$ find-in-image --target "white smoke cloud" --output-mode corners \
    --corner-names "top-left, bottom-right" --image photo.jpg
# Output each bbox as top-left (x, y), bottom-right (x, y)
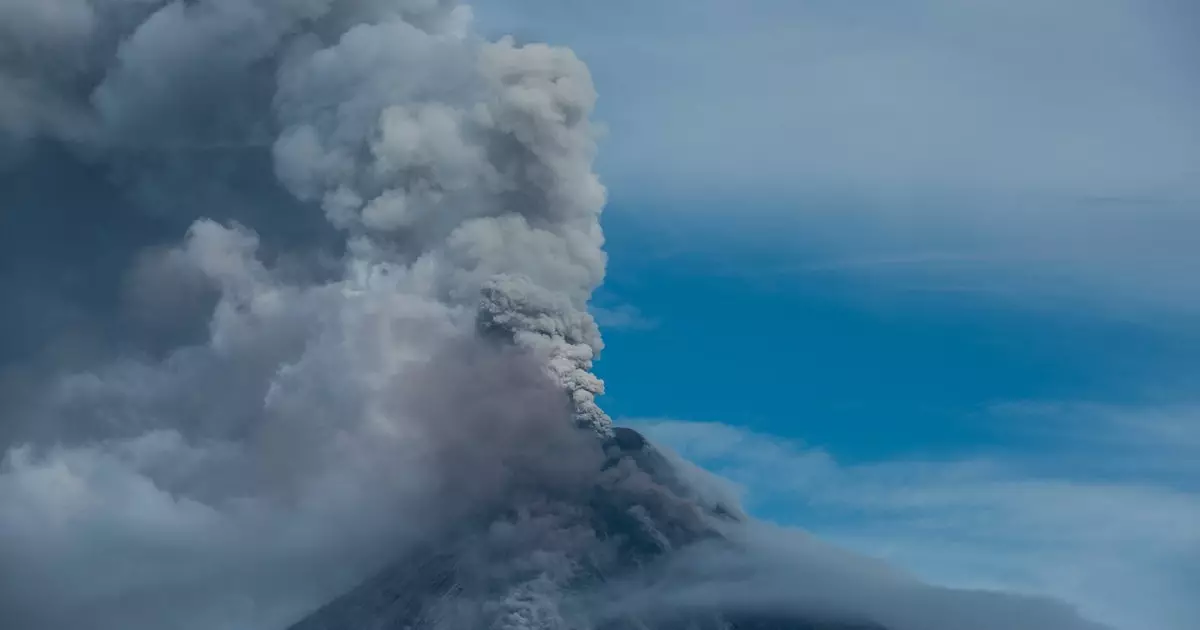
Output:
top-left (1, 1), bottom-right (608, 627)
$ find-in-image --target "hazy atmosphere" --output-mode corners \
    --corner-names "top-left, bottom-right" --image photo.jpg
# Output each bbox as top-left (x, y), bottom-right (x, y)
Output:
top-left (1, 1), bottom-right (1196, 629)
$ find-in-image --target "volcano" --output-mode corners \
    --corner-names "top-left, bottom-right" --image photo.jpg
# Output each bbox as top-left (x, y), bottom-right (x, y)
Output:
top-left (287, 427), bottom-right (886, 630)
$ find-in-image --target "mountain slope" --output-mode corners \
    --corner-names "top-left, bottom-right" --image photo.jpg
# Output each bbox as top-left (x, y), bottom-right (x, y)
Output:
top-left (287, 428), bottom-right (885, 630)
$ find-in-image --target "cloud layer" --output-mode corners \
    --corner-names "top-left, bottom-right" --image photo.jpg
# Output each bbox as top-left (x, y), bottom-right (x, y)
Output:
top-left (634, 410), bottom-right (1200, 630)
top-left (475, 0), bottom-right (1200, 319)
top-left (478, 0), bottom-right (1199, 198)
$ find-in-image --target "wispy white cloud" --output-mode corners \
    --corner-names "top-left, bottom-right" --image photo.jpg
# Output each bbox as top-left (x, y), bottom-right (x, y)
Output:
top-left (993, 402), bottom-right (1200, 462)
top-left (630, 404), bottom-right (1200, 630)
top-left (590, 302), bottom-right (658, 331)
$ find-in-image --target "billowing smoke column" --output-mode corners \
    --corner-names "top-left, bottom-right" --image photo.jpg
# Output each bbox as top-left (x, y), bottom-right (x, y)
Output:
top-left (1, 0), bottom-right (609, 434)
top-left (0, 2), bottom-right (1111, 630)
top-left (1, 1), bottom-right (611, 628)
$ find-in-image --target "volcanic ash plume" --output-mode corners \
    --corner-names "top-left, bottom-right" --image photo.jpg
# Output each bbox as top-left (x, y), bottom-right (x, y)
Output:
top-left (1, 1), bottom-right (609, 628)
top-left (0, 2), bottom-right (1110, 630)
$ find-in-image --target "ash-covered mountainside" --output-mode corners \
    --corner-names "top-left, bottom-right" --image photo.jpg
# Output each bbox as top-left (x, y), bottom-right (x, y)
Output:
top-left (288, 427), bottom-right (884, 630)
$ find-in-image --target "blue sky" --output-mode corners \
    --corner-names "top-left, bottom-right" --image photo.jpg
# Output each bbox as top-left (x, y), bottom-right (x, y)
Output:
top-left (594, 207), bottom-right (1200, 461)
top-left (591, 206), bottom-right (1200, 630)
top-left (470, 2), bottom-right (1200, 629)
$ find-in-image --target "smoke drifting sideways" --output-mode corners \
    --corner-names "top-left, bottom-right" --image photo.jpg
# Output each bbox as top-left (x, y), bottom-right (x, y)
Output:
top-left (0, 2), bottom-right (1107, 630)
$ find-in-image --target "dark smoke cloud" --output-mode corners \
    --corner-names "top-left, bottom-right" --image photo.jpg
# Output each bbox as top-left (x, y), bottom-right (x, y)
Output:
top-left (0, 1), bottom-right (1108, 629)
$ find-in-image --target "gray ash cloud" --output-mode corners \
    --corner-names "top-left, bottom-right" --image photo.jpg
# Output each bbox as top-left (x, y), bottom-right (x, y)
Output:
top-left (0, 2), bottom-right (1107, 629)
